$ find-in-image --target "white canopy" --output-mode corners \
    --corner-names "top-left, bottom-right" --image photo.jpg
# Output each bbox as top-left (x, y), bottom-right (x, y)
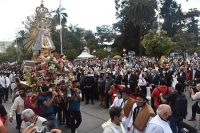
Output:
top-left (77, 51), bottom-right (94, 59)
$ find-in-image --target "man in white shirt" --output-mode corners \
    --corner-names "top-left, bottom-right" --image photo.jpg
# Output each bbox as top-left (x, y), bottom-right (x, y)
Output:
top-left (0, 74), bottom-right (11, 102)
top-left (190, 83), bottom-right (200, 130)
top-left (9, 86), bottom-right (26, 131)
top-left (103, 106), bottom-right (126, 133)
top-left (145, 104), bottom-right (173, 133)
top-left (127, 93), bottom-right (155, 133)
top-left (110, 88), bottom-right (134, 133)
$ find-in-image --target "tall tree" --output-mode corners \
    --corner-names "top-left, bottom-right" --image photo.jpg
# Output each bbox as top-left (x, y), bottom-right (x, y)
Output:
top-left (16, 30), bottom-right (32, 61)
top-left (184, 8), bottom-right (200, 46)
top-left (114, 0), bottom-right (156, 55)
top-left (173, 31), bottom-right (196, 55)
top-left (142, 29), bottom-right (174, 58)
top-left (51, 7), bottom-right (68, 26)
top-left (160, 0), bottom-right (184, 37)
top-left (95, 25), bottom-right (116, 45)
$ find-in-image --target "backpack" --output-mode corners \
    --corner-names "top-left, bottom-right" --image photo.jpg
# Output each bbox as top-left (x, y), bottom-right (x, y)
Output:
top-left (157, 86), bottom-right (170, 104)
top-left (174, 93), bottom-right (187, 117)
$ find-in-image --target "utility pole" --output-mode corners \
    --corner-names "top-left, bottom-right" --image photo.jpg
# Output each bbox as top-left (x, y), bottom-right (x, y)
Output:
top-left (59, 0), bottom-right (63, 55)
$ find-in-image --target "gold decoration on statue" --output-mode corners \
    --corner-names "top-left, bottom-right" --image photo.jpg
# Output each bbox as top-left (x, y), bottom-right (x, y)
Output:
top-left (23, 0), bottom-right (55, 61)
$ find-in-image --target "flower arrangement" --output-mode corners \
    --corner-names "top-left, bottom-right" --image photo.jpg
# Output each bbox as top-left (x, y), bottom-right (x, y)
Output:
top-left (30, 53), bottom-right (74, 91)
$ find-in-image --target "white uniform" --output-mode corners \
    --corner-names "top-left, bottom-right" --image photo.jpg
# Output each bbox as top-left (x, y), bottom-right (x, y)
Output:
top-left (103, 122), bottom-right (126, 133)
top-left (122, 109), bottom-right (132, 133)
top-left (128, 103), bottom-right (143, 133)
top-left (0, 76), bottom-right (10, 88)
top-left (110, 97), bottom-right (132, 133)
top-left (145, 115), bottom-right (173, 133)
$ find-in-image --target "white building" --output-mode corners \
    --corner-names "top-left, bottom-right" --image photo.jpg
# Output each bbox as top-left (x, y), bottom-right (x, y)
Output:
top-left (0, 41), bottom-right (13, 53)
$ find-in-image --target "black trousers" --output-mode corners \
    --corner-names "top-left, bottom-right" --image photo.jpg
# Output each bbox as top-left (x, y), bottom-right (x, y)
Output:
top-left (57, 104), bottom-right (65, 124)
top-left (16, 113), bottom-right (22, 132)
top-left (65, 109), bottom-right (70, 126)
top-left (69, 111), bottom-right (82, 133)
top-left (85, 88), bottom-right (94, 104)
top-left (192, 101), bottom-right (198, 118)
top-left (104, 93), bottom-right (110, 108)
top-left (3, 87), bottom-right (8, 101)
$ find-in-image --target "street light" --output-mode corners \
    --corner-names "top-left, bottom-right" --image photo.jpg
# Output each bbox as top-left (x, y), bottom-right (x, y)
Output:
top-left (123, 48), bottom-right (126, 53)
top-left (14, 42), bottom-right (19, 62)
top-left (123, 48), bottom-right (126, 58)
top-left (92, 49), bottom-right (96, 54)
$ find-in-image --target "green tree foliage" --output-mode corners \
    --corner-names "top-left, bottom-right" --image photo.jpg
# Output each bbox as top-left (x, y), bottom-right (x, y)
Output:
top-left (0, 53), bottom-right (10, 64)
top-left (51, 25), bottom-right (83, 54)
top-left (173, 31), bottom-right (197, 55)
top-left (95, 49), bottom-right (109, 59)
top-left (184, 8), bottom-right (200, 46)
top-left (51, 7), bottom-right (68, 26)
top-left (5, 44), bottom-right (18, 62)
top-left (64, 49), bottom-right (79, 61)
top-left (84, 30), bottom-right (98, 51)
top-left (95, 25), bottom-right (116, 45)
top-left (160, 0), bottom-right (184, 37)
top-left (114, 0), bottom-right (156, 55)
top-left (16, 30), bottom-right (32, 61)
top-left (125, 0), bottom-right (156, 26)
top-left (142, 29), bottom-right (174, 58)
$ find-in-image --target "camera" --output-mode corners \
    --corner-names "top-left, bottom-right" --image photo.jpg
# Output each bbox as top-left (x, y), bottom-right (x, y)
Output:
top-left (192, 86), bottom-right (199, 93)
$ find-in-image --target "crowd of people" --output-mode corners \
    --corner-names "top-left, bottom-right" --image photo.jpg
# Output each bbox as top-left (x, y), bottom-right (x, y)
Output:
top-left (0, 55), bottom-right (200, 133)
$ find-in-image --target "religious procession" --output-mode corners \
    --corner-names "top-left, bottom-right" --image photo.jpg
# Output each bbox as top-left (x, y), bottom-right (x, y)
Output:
top-left (1, 0), bottom-right (200, 133)
top-left (2, 47), bottom-right (200, 133)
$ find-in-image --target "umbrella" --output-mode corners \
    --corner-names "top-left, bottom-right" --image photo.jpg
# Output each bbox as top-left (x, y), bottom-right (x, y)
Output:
top-left (113, 55), bottom-right (122, 59)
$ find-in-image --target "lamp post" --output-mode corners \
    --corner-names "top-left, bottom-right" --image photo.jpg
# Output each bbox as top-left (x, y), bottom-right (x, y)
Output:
top-left (92, 49), bottom-right (96, 54)
top-left (14, 43), bottom-right (19, 63)
top-left (106, 46), bottom-right (112, 58)
top-left (123, 48), bottom-right (126, 58)
top-left (15, 30), bottom-right (20, 63)
top-left (59, 0), bottom-right (63, 55)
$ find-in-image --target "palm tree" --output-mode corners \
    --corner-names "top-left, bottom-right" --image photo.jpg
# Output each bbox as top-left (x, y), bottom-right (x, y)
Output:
top-left (51, 7), bottom-right (68, 26)
top-left (125, 0), bottom-right (156, 55)
top-left (51, 7), bottom-right (68, 54)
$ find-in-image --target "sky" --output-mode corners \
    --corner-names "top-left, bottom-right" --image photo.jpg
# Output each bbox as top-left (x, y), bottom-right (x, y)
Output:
top-left (0, 0), bottom-right (199, 41)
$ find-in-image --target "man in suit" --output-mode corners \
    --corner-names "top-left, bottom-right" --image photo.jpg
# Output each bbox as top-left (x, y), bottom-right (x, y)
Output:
top-left (123, 70), bottom-right (138, 94)
top-left (0, 74), bottom-right (10, 102)
top-left (190, 66), bottom-right (200, 84)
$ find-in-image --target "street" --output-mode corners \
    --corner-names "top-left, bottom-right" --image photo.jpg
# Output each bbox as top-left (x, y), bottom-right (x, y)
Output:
top-left (4, 90), bottom-right (197, 133)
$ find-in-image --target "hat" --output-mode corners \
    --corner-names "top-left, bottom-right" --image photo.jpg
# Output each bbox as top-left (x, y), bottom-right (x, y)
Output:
top-left (135, 92), bottom-right (148, 101)
top-left (72, 80), bottom-right (79, 84)
top-left (21, 109), bottom-right (35, 120)
top-left (175, 83), bottom-right (184, 92)
top-left (121, 87), bottom-right (131, 94)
